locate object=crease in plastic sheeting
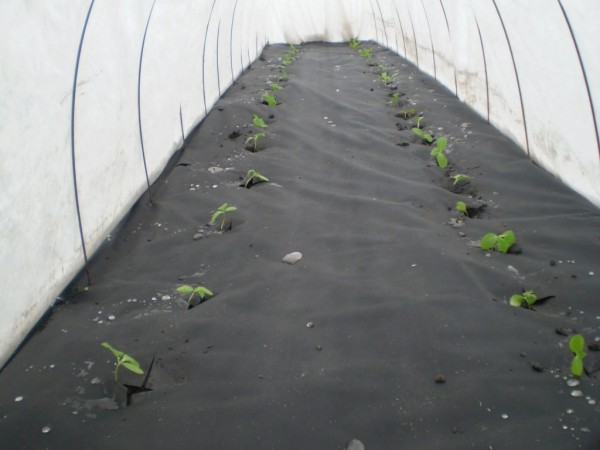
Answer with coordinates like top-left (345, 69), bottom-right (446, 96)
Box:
top-left (202, 0), bottom-right (218, 117)
top-left (179, 105), bottom-right (185, 143)
top-left (406, 7), bottom-right (419, 68)
top-left (474, 16), bottom-right (490, 122)
top-left (137, 0), bottom-right (157, 205)
top-left (70, 0), bottom-right (96, 285)
top-left (392, 2), bottom-right (408, 58)
top-left (374, 0), bottom-right (389, 47)
top-left (216, 20), bottom-right (222, 96)
top-left (557, 0), bottom-right (600, 160)
top-left (491, 0), bottom-right (530, 156)
top-left (420, 0), bottom-right (437, 80)
top-left (368, 0), bottom-right (379, 43)
top-left (438, 0), bottom-right (458, 95)
top-left (229, 0), bottom-right (239, 80)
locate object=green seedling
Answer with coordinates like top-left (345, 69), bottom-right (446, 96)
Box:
top-left (480, 230), bottom-right (516, 254)
top-left (509, 290), bottom-right (538, 309)
top-left (245, 132), bottom-right (265, 152)
top-left (176, 284), bottom-right (214, 305)
top-left (396, 107), bottom-right (417, 119)
top-left (289, 44), bottom-right (298, 54)
top-left (388, 92), bottom-right (401, 105)
top-left (452, 174), bottom-right (472, 185)
top-left (252, 114), bottom-right (268, 129)
top-left (268, 82), bottom-right (283, 91)
top-left (569, 334), bottom-right (587, 377)
top-left (210, 202), bottom-right (237, 230)
top-left (101, 342), bottom-right (144, 382)
top-left (262, 92), bottom-right (278, 107)
top-left (359, 48), bottom-right (373, 59)
top-left (455, 201), bottom-right (468, 216)
top-left (244, 169), bottom-right (269, 188)
top-left (349, 38), bottom-right (361, 49)
top-left (379, 71), bottom-right (397, 85)
top-left (430, 137), bottom-right (448, 168)
top-left (277, 70), bottom-right (288, 82)
top-left (281, 53), bottom-right (294, 66)
top-left (412, 127), bottom-right (433, 143)
top-left (413, 115), bottom-right (424, 129)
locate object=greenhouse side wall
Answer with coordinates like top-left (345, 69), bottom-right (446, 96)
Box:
top-left (0, 0), bottom-right (268, 369)
top-left (364, 0), bottom-right (600, 208)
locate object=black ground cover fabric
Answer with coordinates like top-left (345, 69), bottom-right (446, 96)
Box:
top-left (1, 43), bottom-right (600, 449)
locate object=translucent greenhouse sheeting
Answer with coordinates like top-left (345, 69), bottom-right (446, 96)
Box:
top-left (0, 0), bottom-right (598, 369)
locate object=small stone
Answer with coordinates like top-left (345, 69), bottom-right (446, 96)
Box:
top-left (571, 390), bottom-right (583, 397)
top-left (316, 345), bottom-right (323, 351)
top-left (161, 295), bottom-right (171, 301)
top-left (14, 396), bottom-right (23, 402)
top-left (345, 439), bottom-right (365, 450)
top-left (193, 233), bottom-right (203, 240)
top-left (306, 322), bottom-right (315, 328)
top-left (208, 167), bottom-right (223, 174)
top-left (41, 426), bottom-right (51, 433)
top-left (567, 379), bottom-right (580, 387)
top-left (555, 327), bottom-right (574, 336)
top-left (108, 315), bottom-right (115, 321)
top-left (530, 362), bottom-right (544, 372)
top-left (501, 414), bottom-right (509, 420)
top-left (458, 231), bottom-right (466, 237)
top-left (434, 374), bottom-right (446, 383)
top-left (282, 252), bottom-right (302, 264)
top-left (90, 377), bottom-right (101, 385)
top-left (587, 343), bottom-right (600, 352)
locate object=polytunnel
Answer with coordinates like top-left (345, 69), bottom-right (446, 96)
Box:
top-left (1, 1), bottom-right (599, 448)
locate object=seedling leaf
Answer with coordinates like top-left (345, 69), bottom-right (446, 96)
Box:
top-left (252, 114), bottom-right (268, 129)
top-left (480, 233), bottom-right (498, 251)
top-left (509, 294), bottom-right (523, 307)
top-left (122, 362), bottom-right (144, 375)
top-left (412, 127), bottom-right (433, 143)
top-left (101, 342), bottom-right (144, 381)
top-left (496, 230), bottom-right (516, 253)
top-left (569, 334), bottom-right (585, 354)
top-left (452, 174), bottom-right (472, 185)
top-left (571, 357), bottom-right (584, 377)
top-left (436, 153), bottom-right (448, 168)
top-left (262, 92), bottom-right (277, 107)
top-left (176, 285), bottom-right (194, 294)
top-left (455, 201), bottom-right (468, 216)
top-left (269, 83), bottom-right (283, 91)
top-left (101, 342), bottom-right (123, 359)
top-left (523, 291), bottom-right (537, 306)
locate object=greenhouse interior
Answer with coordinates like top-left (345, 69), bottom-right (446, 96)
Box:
top-left (1, 1), bottom-right (599, 448)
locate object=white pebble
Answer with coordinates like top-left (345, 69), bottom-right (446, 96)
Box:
top-left (108, 315), bottom-right (115, 321)
top-left (282, 252), bottom-right (302, 264)
top-left (14, 396), bottom-right (23, 402)
top-left (501, 414), bottom-right (508, 420)
top-left (571, 390), bottom-right (583, 397)
top-left (41, 426), bottom-right (51, 433)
